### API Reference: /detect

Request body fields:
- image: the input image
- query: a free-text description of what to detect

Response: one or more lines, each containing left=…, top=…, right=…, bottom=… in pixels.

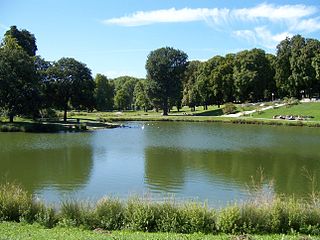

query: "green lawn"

left=251, top=102, right=320, bottom=121
left=0, top=222, right=315, bottom=240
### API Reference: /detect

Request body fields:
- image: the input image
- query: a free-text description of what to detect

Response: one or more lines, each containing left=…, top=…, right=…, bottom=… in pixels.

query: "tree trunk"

left=9, top=114, right=14, bottom=123
left=64, top=108, right=67, bottom=122
left=163, top=100, right=168, bottom=116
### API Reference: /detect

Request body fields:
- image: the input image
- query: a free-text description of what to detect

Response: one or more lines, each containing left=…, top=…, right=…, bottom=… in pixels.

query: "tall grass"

left=1, top=182, right=320, bottom=235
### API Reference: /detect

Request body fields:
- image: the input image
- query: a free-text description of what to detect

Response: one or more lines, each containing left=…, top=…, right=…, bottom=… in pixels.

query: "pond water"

left=0, top=121, right=319, bottom=206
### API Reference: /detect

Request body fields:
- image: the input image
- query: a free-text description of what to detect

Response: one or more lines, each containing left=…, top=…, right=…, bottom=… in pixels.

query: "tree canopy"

left=46, top=57, right=95, bottom=121
left=145, top=47, right=188, bottom=115
left=4, top=26, right=37, bottom=56
left=0, top=37, right=38, bottom=122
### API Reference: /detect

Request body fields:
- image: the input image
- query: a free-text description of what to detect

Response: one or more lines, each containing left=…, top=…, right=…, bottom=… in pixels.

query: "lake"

left=0, top=121, right=319, bottom=206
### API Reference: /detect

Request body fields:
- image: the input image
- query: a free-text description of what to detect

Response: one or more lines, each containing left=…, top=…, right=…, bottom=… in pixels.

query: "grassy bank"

left=68, top=102, right=320, bottom=128
left=1, top=103, right=319, bottom=130
left=251, top=102, right=320, bottom=121
left=0, top=222, right=314, bottom=240
left=1, top=182, right=320, bottom=236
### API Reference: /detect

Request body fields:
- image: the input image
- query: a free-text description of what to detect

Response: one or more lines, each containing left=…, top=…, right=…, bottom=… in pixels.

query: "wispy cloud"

left=234, top=27, right=293, bottom=49
left=103, top=4, right=317, bottom=27
left=103, top=3, right=319, bottom=50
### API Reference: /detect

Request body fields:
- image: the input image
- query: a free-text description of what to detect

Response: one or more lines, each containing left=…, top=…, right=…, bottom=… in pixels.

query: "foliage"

left=113, top=76, right=139, bottom=110
left=275, top=35, right=320, bottom=98
left=182, top=61, right=202, bottom=111
left=95, top=197, right=124, bottom=230
left=146, top=47, right=188, bottom=115
left=2, top=182, right=320, bottom=235
left=46, top=57, right=95, bottom=121
left=133, top=80, right=151, bottom=111
left=3, top=25, right=37, bottom=56
left=94, top=74, right=114, bottom=111
left=222, top=103, right=237, bottom=114
left=0, top=36, right=39, bottom=122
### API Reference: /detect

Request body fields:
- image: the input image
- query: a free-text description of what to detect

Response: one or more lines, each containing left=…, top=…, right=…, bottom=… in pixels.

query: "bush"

left=2, top=182, right=320, bottom=234
left=124, top=197, right=157, bottom=231
left=59, top=200, right=96, bottom=229
left=217, top=205, right=241, bottom=233
left=223, top=103, right=237, bottom=114
left=178, top=202, right=216, bottom=234
left=155, top=201, right=181, bottom=232
left=34, top=203, right=57, bottom=228
left=95, top=197, right=124, bottom=230
left=0, top=182, right=33, bottom=222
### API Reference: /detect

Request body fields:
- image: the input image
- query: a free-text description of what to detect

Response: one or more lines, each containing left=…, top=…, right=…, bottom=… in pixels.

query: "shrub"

left=179, top=202, right=216, bottom=234
left=95, top=197, right=124, bottom=230
left=155, top=201, right=181, bottom=232
left=59, top=200, right=96, bottom=229
left=217, top=205, right=241, bottom=233
left=124, top=197, right=157, bottom=231
left=34, top=203, right=57, bottom=228
left=223, top=103, right=237, bottom=114
left=0, top=182, right=33, bottom=222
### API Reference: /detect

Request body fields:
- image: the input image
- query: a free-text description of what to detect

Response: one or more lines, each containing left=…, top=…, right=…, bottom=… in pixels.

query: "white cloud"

left=292, top=17, right=320, bottom=33
left=233, top=30, right=257, bottom=45
left=104, top=7, right=230, bottom=27
left=233, top=3, right=316, bottom=22
left=103, top=4, right=317, bottom=27
left=103, top=3, right=319, bottom=51
left=234, top=27, right=292, bottom=49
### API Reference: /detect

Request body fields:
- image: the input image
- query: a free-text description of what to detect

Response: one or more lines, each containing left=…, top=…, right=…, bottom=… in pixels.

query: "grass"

left=251, top=103, right=320, bottom=121
left=0, top=222, right=317, bottom=240
left=1, top=182, right=320, bottom=236
left=1, top=102, right=320, bottom=131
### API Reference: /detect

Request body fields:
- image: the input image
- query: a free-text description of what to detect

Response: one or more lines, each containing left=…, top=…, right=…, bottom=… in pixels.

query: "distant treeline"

left=1, top=25, right=320, bottom=120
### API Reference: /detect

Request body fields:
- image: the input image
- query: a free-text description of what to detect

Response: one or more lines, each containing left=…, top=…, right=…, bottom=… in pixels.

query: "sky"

left=1, top=0, right=320, bottom=79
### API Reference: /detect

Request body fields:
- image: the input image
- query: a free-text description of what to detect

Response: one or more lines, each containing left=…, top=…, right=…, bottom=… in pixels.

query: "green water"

left=0, top=122, right=319, bottom=205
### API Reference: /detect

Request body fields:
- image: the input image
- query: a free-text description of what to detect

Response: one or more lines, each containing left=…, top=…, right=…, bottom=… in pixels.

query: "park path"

left=223, top=103, right=286, bottom=117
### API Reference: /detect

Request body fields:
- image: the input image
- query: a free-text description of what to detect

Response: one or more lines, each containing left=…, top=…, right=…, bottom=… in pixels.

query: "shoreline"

left=103, top=115, right=320, bottom=128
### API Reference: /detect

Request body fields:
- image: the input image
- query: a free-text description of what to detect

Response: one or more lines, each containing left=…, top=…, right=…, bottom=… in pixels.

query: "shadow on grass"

left=193, top=109, right=224, bottom=116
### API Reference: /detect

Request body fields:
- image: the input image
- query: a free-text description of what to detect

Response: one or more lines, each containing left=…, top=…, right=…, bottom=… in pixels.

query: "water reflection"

left=144, top=144, right=320, bottom=198
left=0, top=133, right=93, bottom=193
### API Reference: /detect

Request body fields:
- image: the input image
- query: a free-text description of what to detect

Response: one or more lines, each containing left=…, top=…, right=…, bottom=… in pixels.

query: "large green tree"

left=95, top=74, right=114, bottom=111
left=4, top=26, right=37, bottom=56
left=113, top=76, right=139, bottom=110
left=133, top=80, right=151, bottom=111
left=275, top=35, right=320, bottom=98
left=182, top=61, right=202, bottom=111
left=46, top=58, right=95, bottom=122
left=0, top=37, right=39, bottom=122
left=233, top=49, right=273, bottom=102
left=146, top=47, right=188, bottom=115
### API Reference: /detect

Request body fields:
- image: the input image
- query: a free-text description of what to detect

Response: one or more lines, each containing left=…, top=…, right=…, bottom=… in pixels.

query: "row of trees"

left=1, top=26, right=320, bottom=120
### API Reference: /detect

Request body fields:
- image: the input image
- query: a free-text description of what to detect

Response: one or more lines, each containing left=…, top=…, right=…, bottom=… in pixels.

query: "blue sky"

left=1, top=0, right=320, bottom=78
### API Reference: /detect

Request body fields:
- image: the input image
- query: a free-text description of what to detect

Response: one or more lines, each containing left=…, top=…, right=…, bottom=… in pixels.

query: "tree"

left=275, top=35, right=320, bottom=98
left=134, top=80, right=151, bottom=111
left=182, top=61, right=202, bottom=111
left=114, top=88, right=130, bottom=110
left=233, top=49, right=273, bottom=102
left=4, top=26, right=37, bottom=56
left=275, top=37, right=292, bottom=97
left=95, top=74, right=114, bottom=111
left=146, top=47, right=188, bottom=115
left=46, top=58, right=95, bottom=122
left=113, top=76, right=139, bottom=110
left=0, top=37, right=38, bottom=122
